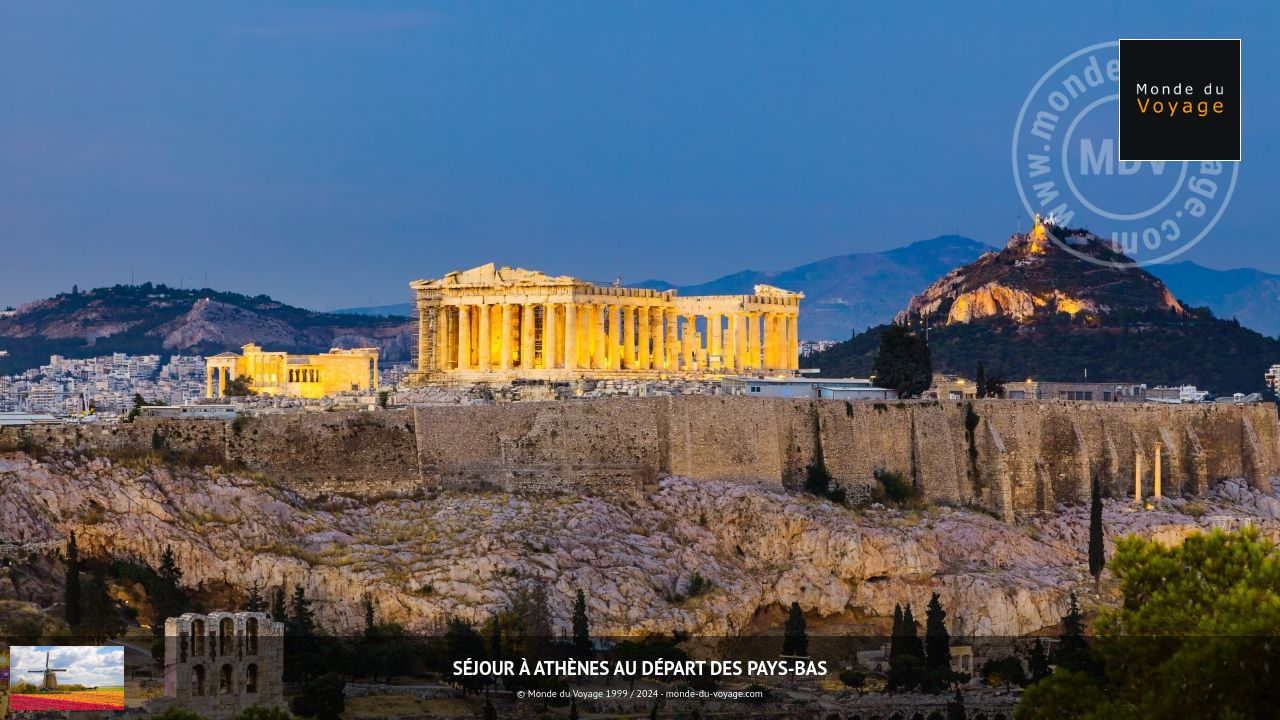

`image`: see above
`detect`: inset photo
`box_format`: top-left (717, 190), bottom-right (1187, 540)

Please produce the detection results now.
top-left (9, 646), bottom-right (125, 711)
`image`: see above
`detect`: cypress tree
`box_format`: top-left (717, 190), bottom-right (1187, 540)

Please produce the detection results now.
top-left (923, 593), bottom-right (952, 691)
top-left (889, 603), bottom-right (904, 659)
top-left (271, 585), bottom-right (287, 621)
top-left (568, 697), bottom-right (579, 720)
top-left (289, 585), bottom-right (316, 636)
top-left (975, 362), bottom-right (987, 398)
top-left (782, 601), bottom-right (808, 657)
top-left (1088, 477), bottom-right (1105, 592)
top-left (489, 614), bottom-right (503, 663)
top-left (65, 530), bottom-right (81, 629)
top-left (243, 581), bottom-right (267, 612)
top-left (483, 696), bottom-right (497, 720)
top-left (902, 603), bottom-right (924, 660)
top-left (363, 595), bottom-right (376, 635)
top-left (1027, 639), bottom-right (1051, 683)
top-left (571, 589), bottom-right (592, 660)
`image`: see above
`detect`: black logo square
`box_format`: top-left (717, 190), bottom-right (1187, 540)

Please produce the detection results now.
top-left (1119, 39), bottom-right (1240, 161)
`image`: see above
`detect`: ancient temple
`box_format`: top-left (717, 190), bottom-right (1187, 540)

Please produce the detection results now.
top-left (407, 263), bottom-right (802, 383)
top-left (205, 343), bottom-right (379, 399)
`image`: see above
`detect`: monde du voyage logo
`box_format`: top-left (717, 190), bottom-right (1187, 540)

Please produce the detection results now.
top-left (1012, 40), bottom-right (1240, 268)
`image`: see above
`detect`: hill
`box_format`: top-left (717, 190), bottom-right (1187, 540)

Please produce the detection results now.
top-left (0, 283), bottom-right (414, 374)
top-left (1147, 262), bottom-right (1280, 338)
top-left (805, 222), bottom-right (1280, 394)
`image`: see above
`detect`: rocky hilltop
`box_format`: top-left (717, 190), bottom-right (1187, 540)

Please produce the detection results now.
top-left (3, 450), bottom-right (1278, 640)
top-left (0, 283), bottom-right (414, 373)
top-left (897, 221), bottom-right (1183, 326)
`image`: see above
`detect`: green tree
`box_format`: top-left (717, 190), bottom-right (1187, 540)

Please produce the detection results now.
top-left (224, 375), bottom-right (256, 396)
top-left (888, 602), bottom-right (926, 692)
top-left (288, 585), bottom-right (316, 636)
top-left (1018, 529), bottom-right (1280, 719)
top-left (290, 672), bottom-right (345, 720)
top-left (781, 601), bottom-right (808, 657)
top-left (271, 585), bottom-right (287, 621)
top-left (444, 618), bottom-right (487, 695)
top-left (923, 592), bottom-right (952, 692)
top-left (243, 581), bottom-right (267, 613)
top-left (571, 589), bottom-right (592, 661)
top-left (871, 324), bottom-right (933, 398)
top-left (1088, 478), bottom-right (1105, 591)
top-left (65, 530), bottom-right (81, 629)
top-left (975, 361), bottom-right (986, 398)
top-left (1052, 591), bottom-right (1094, 677)
top-left (81, 567), bottom-right (125, 641)
top-left (980, 655), bottom-right (1027, 691)
top-left (1026, 639), bottom-right (1051, 683)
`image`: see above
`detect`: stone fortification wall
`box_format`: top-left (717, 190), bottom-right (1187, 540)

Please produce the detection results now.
top-left (3, 398), bottom-right (1276, 519)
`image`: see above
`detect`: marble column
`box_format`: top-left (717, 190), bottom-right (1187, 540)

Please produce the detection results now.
top-left (592, 304), bottom-right (608, 369)
top-left (206, 367), bottom-right (214, 398)
top-left (543, 304), bottom-right (558, 369)
top-left (652, 308), bottom-right (665, 370)
top-left (762, 313), bottom-right (776, 369)
top-left (622, 306), bottom-right (636, 369)
top-left (521, 304), bottom-right (536, 368)
top-left (499, 304), bottom-right (514, 370)
top-left (666, 310), bottom-right (680, 370)
top-left (564, 303), bottom-right (579, 370)
top-left (457, 304), bottom-right (472, 370)
top-left (746, 312), bottom-right (760, 369)
top-left (608, 304), bottom-right (622, 370)
top-left (708, 313), bottom-right (722, 370)
top-left (477, 304), bottom-right (492, 370)
top-left (636, 306), bottom-right (650, 370)
top-left (783, 312), bottom-right (793, 368)
top-left (436, 308), bottom-right (451, 371)
top-left (725, 314), bottom-right (739, 372)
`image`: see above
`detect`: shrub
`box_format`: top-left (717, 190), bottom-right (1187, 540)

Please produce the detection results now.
top-left (874, 468), bottom-right (917, 504)
top-left (839, 669), bottom-right (866, 688)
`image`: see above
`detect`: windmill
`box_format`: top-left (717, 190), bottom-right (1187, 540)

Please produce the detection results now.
top-left (27, 651), bottom-right (68, 690)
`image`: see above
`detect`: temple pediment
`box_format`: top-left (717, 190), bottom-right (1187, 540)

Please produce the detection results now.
top-left (754, 284), bottom-right (805, 299)
top-left (418, 263), bottom-right (579, 289)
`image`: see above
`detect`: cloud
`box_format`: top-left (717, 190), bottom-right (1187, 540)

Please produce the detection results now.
top-left (224, 8), bottom-right (440, 38)
top-left (10, 645), bottom-right (124, 688)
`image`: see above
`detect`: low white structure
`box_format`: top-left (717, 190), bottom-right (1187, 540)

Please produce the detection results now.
top-left (720, 376), bottom-right (896, 400)
top-left (0, 412), bottom-right (60, 426)
top-left (140, 404), bottom-right (236, 420)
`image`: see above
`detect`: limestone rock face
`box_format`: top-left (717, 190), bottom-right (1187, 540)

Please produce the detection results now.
top-left (2, 452), bottom-right (1276, 639)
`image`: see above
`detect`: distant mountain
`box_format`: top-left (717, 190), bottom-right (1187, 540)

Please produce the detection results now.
top-left (806, 222), bottom-right (1280, 394)
top-left (1148, 262), bottom-right (1280, 338)
top-left (335, 302), bottom-right (414, 317)
top-left (0, 284), bottom-right (414, 374)
top-left (634, 235), bottom-right (996, 340)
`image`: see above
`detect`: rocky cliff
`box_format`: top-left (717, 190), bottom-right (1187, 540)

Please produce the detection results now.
top-left (897, 221), bottom-right (1183, 326)
top-left (3, 451), bottom-right (1279, 641)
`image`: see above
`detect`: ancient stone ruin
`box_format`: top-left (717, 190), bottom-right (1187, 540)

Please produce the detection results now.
top-left (160, 611), bottom-right (284, 719)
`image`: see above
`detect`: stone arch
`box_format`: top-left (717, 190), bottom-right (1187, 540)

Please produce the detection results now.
top-left (246, 616), bottom-right (259, 655)
top-left (219, 663), bottom-right (234, 694)
top-left (191, 664), bottom-right (206, 696)
top-left (219, 617), bottom-right (234, 655)
top-left (192, 619), bottom-right (206, 655)
top-left (245, 663), bottom-right (259, 693)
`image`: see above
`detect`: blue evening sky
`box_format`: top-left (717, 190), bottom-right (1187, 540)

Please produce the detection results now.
top-left (2, 1), bottom-right (1276, 310)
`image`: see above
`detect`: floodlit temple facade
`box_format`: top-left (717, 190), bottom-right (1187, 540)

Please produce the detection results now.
top-left (205, 343), bottom-right (379, 399)
top-left (407, 263), bottom-right (802, 383)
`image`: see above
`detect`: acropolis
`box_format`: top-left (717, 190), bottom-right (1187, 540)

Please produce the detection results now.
top-left (407, 263), bottom-right (803, 383)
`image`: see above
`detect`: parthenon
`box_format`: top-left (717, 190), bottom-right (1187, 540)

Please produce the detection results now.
top-left (407, 263), bottom-right (802, 383)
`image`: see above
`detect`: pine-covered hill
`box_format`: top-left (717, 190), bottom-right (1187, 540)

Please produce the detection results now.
top-left (0, 283), bottom-right (414, 374)
top-left (803, 308), bottom-right (1280, 395)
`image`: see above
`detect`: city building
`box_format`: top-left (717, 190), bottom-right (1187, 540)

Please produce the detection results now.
top-left (407, 263), bottom-right (803, 383)
top-left (721, 375), bottom-right (895, 400)
top-left (205, 344), bottom-right (379, 399)
top-left (1147, 385), bottom-right (1210, 403)
top-left (932, 375), bottom-right (1149, 402)
top-left (1267, 364), bottom-right (1280, 391)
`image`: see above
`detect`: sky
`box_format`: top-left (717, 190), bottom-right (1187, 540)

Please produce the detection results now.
top-left (2, 1), bottom-right (1278, 311)
top-left (11, 645), bottom-right (125, 687)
